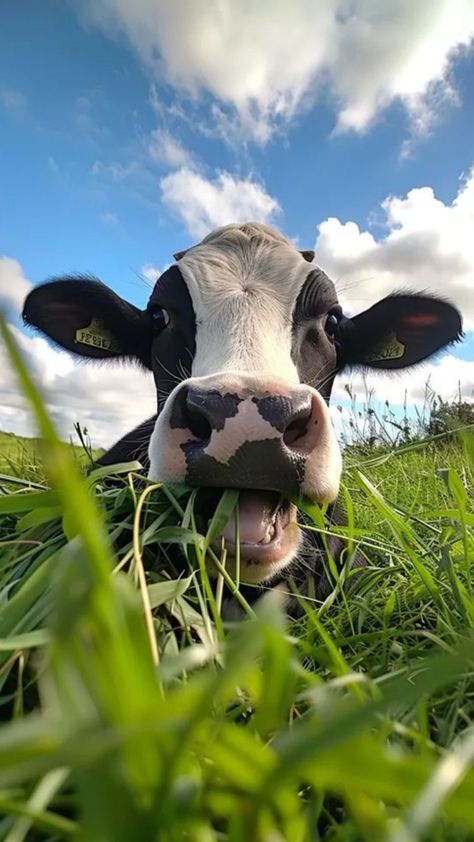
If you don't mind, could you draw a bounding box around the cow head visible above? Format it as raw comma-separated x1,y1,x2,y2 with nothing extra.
23,223,462,584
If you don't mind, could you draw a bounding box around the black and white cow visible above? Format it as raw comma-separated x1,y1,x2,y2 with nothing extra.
23,222,462,594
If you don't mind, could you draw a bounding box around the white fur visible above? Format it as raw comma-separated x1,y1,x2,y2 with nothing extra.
177,223,311,382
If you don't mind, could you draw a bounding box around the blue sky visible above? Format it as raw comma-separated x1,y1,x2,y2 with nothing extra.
1,1,474,446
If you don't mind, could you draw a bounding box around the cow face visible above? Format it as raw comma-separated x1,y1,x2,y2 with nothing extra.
23,222,462,584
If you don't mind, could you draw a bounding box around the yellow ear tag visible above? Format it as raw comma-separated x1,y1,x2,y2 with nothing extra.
364,331,405,363
75,318,119,352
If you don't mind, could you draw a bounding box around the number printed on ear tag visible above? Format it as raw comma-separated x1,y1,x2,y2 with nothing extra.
75,318,119,352
364,331,405,363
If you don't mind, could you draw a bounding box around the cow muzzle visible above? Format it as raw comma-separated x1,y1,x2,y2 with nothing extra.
148,374,342,583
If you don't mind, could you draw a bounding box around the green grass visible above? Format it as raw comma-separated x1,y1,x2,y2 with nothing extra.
0,432,47,485
0,431,101,486
1,314,474,841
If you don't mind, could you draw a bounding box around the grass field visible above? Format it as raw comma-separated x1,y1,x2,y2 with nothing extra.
0,432,47,484
1,318,474,841
0,430,101,485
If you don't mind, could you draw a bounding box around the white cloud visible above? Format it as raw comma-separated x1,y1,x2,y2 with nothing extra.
330,354,474,445
316,166,474,329
0,257,32,315
333,355,474,418
327,1,472,135
140,263,163,286
1,324,156,450
318,167,474,417
0,328,156,447
0,259,156,451
148,128,194,168
160,168,280,239
91,159,139,180
82,0,474,142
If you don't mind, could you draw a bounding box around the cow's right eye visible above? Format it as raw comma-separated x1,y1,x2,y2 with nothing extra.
150,306,170,332
324,311,341,338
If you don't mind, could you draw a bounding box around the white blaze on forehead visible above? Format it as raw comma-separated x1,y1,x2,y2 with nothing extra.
177,223,311,382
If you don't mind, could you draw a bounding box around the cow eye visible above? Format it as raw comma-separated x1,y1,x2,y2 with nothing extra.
149,306,170,332
324,311,341,338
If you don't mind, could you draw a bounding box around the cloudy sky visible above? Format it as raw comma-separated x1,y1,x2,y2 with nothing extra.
1,0,474,449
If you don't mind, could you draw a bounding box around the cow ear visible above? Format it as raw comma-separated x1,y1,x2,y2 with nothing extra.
339,294,462,370
22,277,152,367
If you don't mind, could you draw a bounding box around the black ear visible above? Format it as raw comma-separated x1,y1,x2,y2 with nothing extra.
22,277,152,367
338,294,462,370
300,250,315,263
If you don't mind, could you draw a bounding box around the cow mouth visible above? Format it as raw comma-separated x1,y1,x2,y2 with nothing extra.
211,490,300,584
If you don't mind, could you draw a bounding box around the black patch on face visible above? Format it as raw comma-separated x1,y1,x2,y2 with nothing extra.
168,385,192,430
96,416,157,471
169,386,241,432
253,394,312,433
147,266,196,408
291,269,340,401
181,438,306,495
186,389,241,431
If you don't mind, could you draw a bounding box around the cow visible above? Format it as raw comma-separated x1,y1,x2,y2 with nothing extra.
22,222,462,604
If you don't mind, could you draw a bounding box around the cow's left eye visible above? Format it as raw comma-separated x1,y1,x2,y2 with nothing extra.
150,306,170,332
324,311,341,338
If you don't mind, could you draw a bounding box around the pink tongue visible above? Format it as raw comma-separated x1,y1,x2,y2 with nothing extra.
221,491,275,544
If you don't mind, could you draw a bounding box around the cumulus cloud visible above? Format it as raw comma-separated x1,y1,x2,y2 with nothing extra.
316,167,474,415
160,168,280,239
326,1,473,135
316,166,474,328
333,355,474,410
0,257,32,316
0,325,156,450
140,263,176,292
148,128,194,168
141,264,161,285
0,259,155,450
81,0,474,142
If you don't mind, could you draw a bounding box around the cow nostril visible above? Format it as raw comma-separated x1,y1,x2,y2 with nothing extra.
187,408,212,442
283,417,308,447
283,402,314,449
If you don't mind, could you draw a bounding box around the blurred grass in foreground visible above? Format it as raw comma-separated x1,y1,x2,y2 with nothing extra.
1,315,474,841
